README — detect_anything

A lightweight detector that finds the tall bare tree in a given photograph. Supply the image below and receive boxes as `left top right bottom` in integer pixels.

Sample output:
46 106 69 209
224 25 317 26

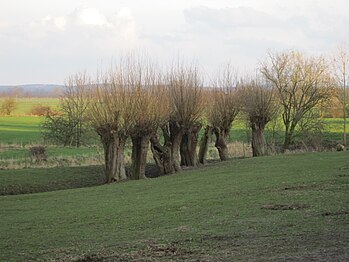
240 79 277 156
261 51 334 150
208 65 240 161
332 45 349 147
61 72 91 147
42 72 92 147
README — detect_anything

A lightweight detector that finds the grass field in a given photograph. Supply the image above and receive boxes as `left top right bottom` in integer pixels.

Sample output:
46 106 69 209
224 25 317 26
0 151 348 261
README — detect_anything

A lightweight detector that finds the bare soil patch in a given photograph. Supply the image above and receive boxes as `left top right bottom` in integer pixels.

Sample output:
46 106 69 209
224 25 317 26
262 204 310 210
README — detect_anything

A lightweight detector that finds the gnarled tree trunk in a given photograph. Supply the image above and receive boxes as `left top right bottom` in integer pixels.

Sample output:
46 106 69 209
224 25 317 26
130 135 150 180
98 130 127 183
214 128 229 161
150 135 173 175
150 121 183 175
251 121 267 157
198 125 213 164
180 123 202 167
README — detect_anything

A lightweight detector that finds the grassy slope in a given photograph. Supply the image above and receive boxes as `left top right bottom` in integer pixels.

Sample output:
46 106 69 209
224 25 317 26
0 151 348 261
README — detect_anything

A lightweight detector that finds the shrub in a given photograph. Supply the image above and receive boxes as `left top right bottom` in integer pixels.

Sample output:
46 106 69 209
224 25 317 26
30 105 52 116
29 146 47 163
1 98 17 115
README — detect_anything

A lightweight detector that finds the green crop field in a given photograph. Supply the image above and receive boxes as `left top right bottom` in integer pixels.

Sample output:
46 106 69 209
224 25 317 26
0 116 43 144
0 151 348 260
0 115 347 145
0 98 59 115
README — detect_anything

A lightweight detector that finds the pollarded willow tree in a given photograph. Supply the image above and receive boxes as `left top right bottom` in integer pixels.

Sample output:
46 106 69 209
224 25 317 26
150 64 203 174
88 55 168 182
240 79 277 157
261 51 334 150
208 65 241 161
88 70 132 183
126 58 168 180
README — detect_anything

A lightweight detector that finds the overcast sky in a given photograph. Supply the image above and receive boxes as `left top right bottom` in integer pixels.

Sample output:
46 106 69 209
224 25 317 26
0 0 348 85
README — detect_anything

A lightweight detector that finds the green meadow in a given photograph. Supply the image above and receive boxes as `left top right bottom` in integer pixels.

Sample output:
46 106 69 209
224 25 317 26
0 151 348 260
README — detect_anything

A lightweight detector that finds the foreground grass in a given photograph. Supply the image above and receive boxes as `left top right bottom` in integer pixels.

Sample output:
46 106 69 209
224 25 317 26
0 151 348 261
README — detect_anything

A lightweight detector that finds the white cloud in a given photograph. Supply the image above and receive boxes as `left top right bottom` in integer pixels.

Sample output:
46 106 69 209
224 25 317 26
53 17 67 30
76 8 108 27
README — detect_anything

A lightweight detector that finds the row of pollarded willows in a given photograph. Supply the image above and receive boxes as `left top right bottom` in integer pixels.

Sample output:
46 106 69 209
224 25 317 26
67 50 335 183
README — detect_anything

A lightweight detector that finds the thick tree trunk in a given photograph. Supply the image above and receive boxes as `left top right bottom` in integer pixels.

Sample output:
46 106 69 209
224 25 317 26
100 134 127 183
150 121 184 175
283 131 292 150
198 125 213 164
150 134 175 175
283 124 296 150
214 128 229 161
180 123 202 167
169 121 183 172
251 122 267 157
130 135 150 180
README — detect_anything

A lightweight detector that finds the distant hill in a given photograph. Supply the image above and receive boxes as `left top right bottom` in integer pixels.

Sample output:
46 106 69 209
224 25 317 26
0 84 64 97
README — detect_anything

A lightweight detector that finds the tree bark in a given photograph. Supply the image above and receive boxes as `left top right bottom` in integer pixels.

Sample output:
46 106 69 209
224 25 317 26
283 124 296 150
251 121 267 157
150 134 174 175
150 121 184 175
214 128 229 161
99 133 127 183
180 123 202 167
198 125 213 164
130 135 150 180
169 121 183 172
